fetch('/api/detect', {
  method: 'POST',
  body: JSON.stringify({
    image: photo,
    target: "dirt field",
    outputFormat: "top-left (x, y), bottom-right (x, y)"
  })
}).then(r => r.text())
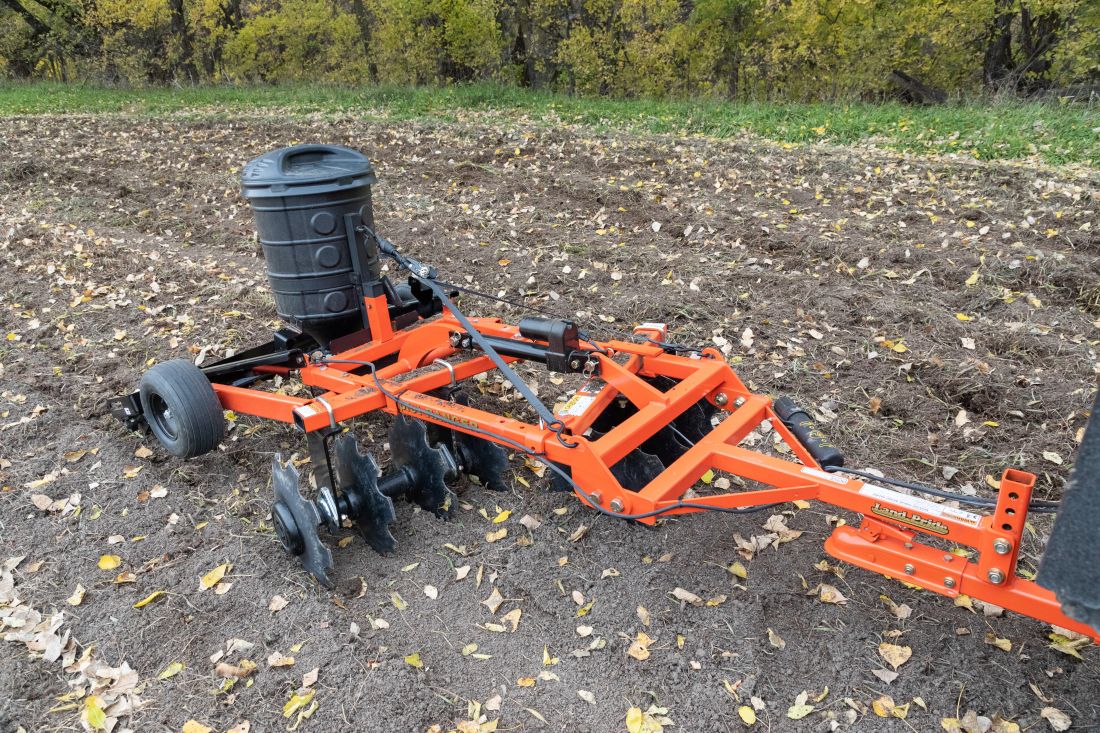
top-left (1, 113), bottom-right (1098, 733)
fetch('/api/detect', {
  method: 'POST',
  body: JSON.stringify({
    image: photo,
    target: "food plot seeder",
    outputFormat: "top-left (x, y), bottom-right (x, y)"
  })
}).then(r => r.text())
top-left (110, 144), bottom-right (1100, 640)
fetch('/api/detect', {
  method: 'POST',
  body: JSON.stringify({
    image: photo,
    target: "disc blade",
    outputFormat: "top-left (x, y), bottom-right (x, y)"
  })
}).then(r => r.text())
top-left (333, 434), bottom-right (397, 554)
top-left (451, 391), bottom-right (510, 491)
top-left (272, 454), bottom-right (335, 588)
top-left (389, 414), bottom-right (455, 517)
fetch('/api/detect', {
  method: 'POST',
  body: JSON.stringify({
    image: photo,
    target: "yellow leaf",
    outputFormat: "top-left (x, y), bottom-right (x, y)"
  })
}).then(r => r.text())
top-left (701, 469), bottom-right (715, 484)
top-left (626, 707), bottom-right (645, 733)
top-left (727, 561), bottom-right (748, 579)
top-left (517, 676), bottom-right (536, 687)
top-left (965, 270), bottom-right (980, 287)
top-left (984, 632), bottom-right (1012, 652)
top-left (955, 313), bottom-right (973, 321)
top-left (738, 706), bottom-right (757, 725)
top-left (282, 690), bottom-right (315, 718)
top-left (878, 643), bottom-right (912, 670)
top-left (83, 696), bottom-right (107, 731)
top-left (486, 528), bottom-right (508, 543)
top-left (787, 704), bottom-right (814, 720)
top-left (542, 645), bottom-right (559, 666)
top-left (200, 563), bottom-right (231, 590)
top-left (97, 554), bottom-right (121, 570)
top-left (492, 509), bottom-right (511, 524)
top-left (67, 584), bottom-right (86, 606)
top-left (133, 590), bottom-right (166, 608)
top-left (627, 632), bottom-right (653, 661)
top-left (158, 661), bottom-right (185, 680)
top-left (404, 652), bottom-right (423, 669)
top-left (182, 721), bottom-right (212, 733)
top-left (462, 643), bottom-right (478, 656)
top-left (391, 592), bottom-right (407, 610)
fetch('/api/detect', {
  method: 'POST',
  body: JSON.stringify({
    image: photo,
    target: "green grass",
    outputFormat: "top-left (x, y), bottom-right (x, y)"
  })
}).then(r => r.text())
top-left (2, 82), bottom-right (1097, 165)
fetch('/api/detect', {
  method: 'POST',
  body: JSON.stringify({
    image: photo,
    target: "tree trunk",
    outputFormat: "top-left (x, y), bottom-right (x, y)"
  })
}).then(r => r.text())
top-left (167, 0), bottom-right (198, 82)
top-left (983, 0), bottom-right (1016, 91)
top-left (889, 69), bottom-right (947, 104)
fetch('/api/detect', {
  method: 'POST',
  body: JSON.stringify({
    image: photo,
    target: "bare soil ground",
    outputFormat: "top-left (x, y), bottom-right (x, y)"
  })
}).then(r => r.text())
top-left (1, 114), bottom-right (1098, 733)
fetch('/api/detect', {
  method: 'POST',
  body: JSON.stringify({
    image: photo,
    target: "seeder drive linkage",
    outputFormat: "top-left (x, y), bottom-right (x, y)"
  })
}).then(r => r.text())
top-left (109, 144), bottom-right (1100, 641)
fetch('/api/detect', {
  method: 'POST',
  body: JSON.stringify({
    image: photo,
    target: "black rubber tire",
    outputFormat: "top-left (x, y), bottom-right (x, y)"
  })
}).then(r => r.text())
top-left (138, 359), bottom-right (225, 458)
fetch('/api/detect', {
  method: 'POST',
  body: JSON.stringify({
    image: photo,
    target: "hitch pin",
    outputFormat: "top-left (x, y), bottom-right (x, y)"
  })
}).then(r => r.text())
top-left (433, 358), bottom-right (457, 389)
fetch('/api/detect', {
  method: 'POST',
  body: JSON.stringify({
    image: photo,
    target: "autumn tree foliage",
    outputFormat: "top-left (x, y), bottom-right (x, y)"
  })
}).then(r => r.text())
top-left (0, 0), bottom-right (1096, 98)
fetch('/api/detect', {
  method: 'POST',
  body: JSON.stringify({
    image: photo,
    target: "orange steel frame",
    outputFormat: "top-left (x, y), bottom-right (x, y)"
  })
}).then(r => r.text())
top-left (215, 295), bottom-right (1098, 641)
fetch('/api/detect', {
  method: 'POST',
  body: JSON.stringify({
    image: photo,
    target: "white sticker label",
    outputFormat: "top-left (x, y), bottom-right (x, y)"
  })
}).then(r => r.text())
top-left (800, 466), bottom-right (850, 484)
top-left (557, 390), bottom-right (600, 417)
top-left (859, 483), bottom-right (982, 532)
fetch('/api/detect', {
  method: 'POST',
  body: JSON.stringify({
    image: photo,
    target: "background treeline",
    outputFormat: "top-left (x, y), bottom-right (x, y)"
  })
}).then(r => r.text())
top-left (2, 0), bottom-right (1098, 100)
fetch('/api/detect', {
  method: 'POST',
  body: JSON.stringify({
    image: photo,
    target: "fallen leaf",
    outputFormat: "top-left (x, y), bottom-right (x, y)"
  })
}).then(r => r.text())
top-left (578, 690), bottom-right (596, 704)
top-left (671, 587), bottom-right (703, 606)
top-left (83, 696), bottom-right (107, 731)
top-left (282, 690), bottom-right (315, 718)
top-left (98, 554), bottom-right (121, 570)
top-left (199, 562), bottom-right (231, 591)
top-left (404, 652), bottom-right (423, 669)
top-left (767, 628), bottom-right (785, 649)
top-left (485, 528), bottom-right (508, 543)
top-left (182, 721), bottom-right (213, 733)
top-left (872, 668), bottom-right (899, 684)
top-left (878, 643), bottom-right (912, 670)
top-left (133, 590), bottom-right (166, 608)
top-left (67, 584), bottom-right (86, 606)
top-left (816, 583), bottom-right (848, 604)
top-left (158, 661), bottom-right (185, 680)
top-left (482, 587), bottom-right (504, 613)
top-left (269, 595), bottom-right (289, 612)
top-left (1040, 707), bottom-right (1072, 732)
top-left (984, 632), bottom-right (1012, 652)
top-left (627, 631), bottom-right (654, 661)
top-left (738, 705), bottom-right (757, 725)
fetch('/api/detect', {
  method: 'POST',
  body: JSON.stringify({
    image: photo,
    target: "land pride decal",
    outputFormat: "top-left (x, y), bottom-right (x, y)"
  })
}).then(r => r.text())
top-left (868, 502), bottom-right (950, 535)
top-left (858, 483), bottom-right (983, 534)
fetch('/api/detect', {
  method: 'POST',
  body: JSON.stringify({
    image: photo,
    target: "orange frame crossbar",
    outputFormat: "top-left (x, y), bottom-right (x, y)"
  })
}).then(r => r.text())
top-left (211, 299), bottom-right (1098, 642)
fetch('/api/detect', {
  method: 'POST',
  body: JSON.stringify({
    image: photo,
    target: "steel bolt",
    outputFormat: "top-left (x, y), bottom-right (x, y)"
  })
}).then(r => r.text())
top-left (904, 563), bottom-right (915, 575)
top-left (943, 554), bottom-right (954, 562)
top-left (610, 498), bottom-right (624, 512)
top-left (944, 577), bottom-right (956, 589)
top-left (589, 492), bottom-right (602, 505)
top-left (992, 538), bottom-right (1011, 555)
top-left (714, 393), bottom-right (729, 407)
top-left (987, 568), bottom-right (1005, 585)
top-left (569, 358), bottom-right (581, 370)
top-left (904, 542), bottom-right (914, 549)
top-left (733, 397), bottom-right (746, 408)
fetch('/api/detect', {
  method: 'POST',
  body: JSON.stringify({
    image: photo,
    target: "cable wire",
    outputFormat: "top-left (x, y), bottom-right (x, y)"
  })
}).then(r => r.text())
top-left (823, 465), bottom-right (1060, 513)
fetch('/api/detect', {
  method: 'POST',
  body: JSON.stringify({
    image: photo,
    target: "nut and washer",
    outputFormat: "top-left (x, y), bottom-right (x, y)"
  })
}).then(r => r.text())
top-left (733, 397), bottom-right (746, 408)
top-left (589, 492), bottom-right (602, 505)
top-left (904, 563), bottom-right (916, 575)
top-left (992, 538), bottom-right (1011, 555)
top-left (987, 568), bottom-right (1006, 584)
top-left (944, 577), bottom-right (956, 589)
top-left (609, 498), bottom-right (624, 512)
top-left (714, 393), bottom-right (729, 407)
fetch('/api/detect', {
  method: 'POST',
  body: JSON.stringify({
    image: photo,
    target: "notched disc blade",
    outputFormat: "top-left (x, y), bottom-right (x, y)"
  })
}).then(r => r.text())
top-left (333, 434), bottom-right (397, 554)
top-left (389, 414), bottom-right (455, 517)
top-left (272, 454), bottom-right (335, 588)
top-left (642, 425), bottom-right (693, 467)
top-left (451, 391), bottom-right (510, 491)
top-left (591, 429), bottom-right (666, 492)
